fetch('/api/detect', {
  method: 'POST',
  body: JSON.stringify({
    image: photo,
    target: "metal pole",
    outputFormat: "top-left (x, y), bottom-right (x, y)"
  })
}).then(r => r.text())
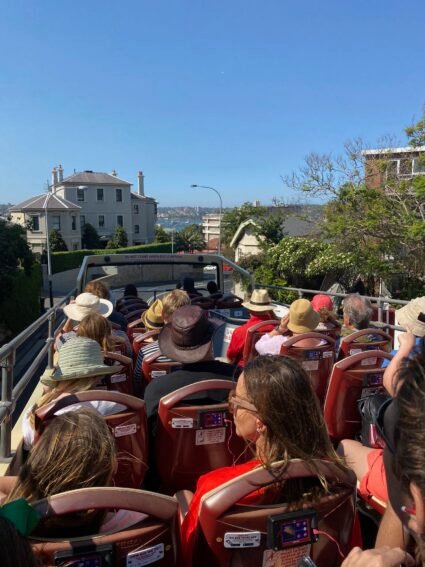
top-left (190, 185), bottom-right (223, 255)
top-left (45, 192), bottom-right (53, 307)
top-left (0, 352), bottom-right (14, 460)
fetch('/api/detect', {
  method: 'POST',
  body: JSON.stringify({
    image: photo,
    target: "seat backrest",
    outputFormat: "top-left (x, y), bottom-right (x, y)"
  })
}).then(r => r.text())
top-left (280, 333), bottom-right (336, 405)
top-left (242, 319), bottom-right (281, 364)
top-left (156, 380), bottom-right (248, 493)
top-left (127, 317), bottom-right (147, 341)
top-left (124, 308), bottom-right (147, 324)
top-left (215, 295), bottom-right (244, 309)
top-left (116, 296), bottom-right (148, 313)
top-left (35, 390), bottom-right (148, 489)
top-left (192, 459), bottom-right (356, 567)
top-left (338, 328), bottom-right (392, 360)
top-left (133, 329), bottom-right (160, 358)
top-left (31, 487), bottom-right (178, 566)
top-left (142, 350), bottom-right (182, 387)
top-left (103, 351), bottom-right (135, 396)
top-left (191, 296), bottom-right (216, 310)
top-left (324, 350), bottom-right (393, 442)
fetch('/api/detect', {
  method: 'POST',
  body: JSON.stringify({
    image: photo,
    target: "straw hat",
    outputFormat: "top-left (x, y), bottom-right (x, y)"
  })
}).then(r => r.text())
top-left (396, 297), bottom-right (425, 337)
top-left (242, 289), bottom-right (274, 312)
top-left (141, 299), bottom-right (164, 330)
top-left (311, 294), bottom-right (334, 312)
top-left (40, 336), bottom-right (122, 387)
top-left (287, 299), bottom-right (320, 334)
top-left (63, 293), bottom-right (113, 321)
top-left (159, 305), bottom-right (216, 363)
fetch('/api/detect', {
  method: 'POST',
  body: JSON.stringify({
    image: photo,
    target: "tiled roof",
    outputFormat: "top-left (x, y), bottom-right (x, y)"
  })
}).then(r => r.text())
top-left (9, 193), bottom-right (81, 211)
top-left (60, 171), bottom-right (131, 185)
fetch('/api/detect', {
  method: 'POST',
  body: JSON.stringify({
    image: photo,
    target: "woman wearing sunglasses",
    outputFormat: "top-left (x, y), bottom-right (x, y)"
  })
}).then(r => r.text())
top-left (180, 355), bottom-right (346, 564)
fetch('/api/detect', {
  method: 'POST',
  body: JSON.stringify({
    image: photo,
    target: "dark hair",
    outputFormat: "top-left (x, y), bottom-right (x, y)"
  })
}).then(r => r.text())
top-left (124, 284), bottom-right (138, 297)
top-left (0, 516), bottom-right (39, 567)
top-left (182, 277), bottom-right (195, 291)
top-left (207, 281), bottom-right (218, 294)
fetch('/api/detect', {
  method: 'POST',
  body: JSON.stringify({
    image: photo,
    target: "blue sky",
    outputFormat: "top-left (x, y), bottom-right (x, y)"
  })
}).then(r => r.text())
top-left (0, 0), bottom-right (424, 207)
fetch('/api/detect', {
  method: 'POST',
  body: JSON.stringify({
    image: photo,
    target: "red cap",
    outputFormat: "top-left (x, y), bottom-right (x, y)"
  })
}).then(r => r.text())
top-left (311, 294), bottom-right (333, 312)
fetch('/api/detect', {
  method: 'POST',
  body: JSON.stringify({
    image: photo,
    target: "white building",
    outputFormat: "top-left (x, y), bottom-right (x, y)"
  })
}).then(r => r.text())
top-left (201, 213), bottom-right (223, 251)
top-left (9, 166), bottom-right (157, 252)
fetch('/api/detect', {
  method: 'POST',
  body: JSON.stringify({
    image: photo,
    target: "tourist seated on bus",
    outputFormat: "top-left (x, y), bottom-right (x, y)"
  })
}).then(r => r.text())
top-left (340, 343), bottom-right (425, 567)
top-left (23, 337), bottom-right (125, 449)
top-left (76, 312), bottom-right (127, 352)
top-left (85, 280), bottom-right (129, 331)
top-left (338, 330), bottom-right (421, 505)
top-left (227, 289), bottom-right (276, 366)
top-left (180, 355), bottom-right (347, 564)
top-left (340, 293), bottom-right (374, 340)
top-left (116, 284), bottom-right (148, 312)
top-left (178, 276), bottom-right (202, 298)
top-left (1, 410), bottom-right (116, 538)
top-left (206, 280), bottom-right (222, 298)
top-left (144, 305), bottom-right (235, 423)
top-left (311, 294), bottom-right (342, 335)
top-left (134, 290), bottom-right (190, 383)
top-left (255, 298), bottom-right (324, 355)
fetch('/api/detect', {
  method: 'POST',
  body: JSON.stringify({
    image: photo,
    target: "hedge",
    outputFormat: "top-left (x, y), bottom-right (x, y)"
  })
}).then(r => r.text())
top-left (0, 263), bottom-right (42, 338)
top-left (51, 242), bottom-right (172, 274)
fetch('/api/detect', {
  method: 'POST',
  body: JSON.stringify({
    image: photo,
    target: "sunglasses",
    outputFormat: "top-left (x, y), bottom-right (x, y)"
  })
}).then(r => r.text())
top-left (228, 391), bottom-right (258, 414)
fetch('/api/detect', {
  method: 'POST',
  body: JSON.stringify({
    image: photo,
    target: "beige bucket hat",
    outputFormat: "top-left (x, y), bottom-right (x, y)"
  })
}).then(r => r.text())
top-left (242, 289), bottom-right (275, 313)
top-left (396, 297), bottom-right (425, 337)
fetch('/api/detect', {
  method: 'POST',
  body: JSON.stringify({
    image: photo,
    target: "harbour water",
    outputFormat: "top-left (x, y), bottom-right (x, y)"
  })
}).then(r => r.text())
top-left (156, 217), bottom-right (202, 232)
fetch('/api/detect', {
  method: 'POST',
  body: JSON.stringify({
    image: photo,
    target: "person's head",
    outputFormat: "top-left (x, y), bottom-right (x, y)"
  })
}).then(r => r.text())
top-left (242, 289), bottom-right (275, 318)
top-left (207, 281), bottom-right (219, 295)
top-left (124, 284), bottom-right (138, 298)
top-left (64, 292), bottom-right (113, 322)
top-left (159, 304), bottom-right (216, 363)
top-left (7, 410), bottom-right (116, 503)
top-left (161, 289), bottom-right (190, 323)
top-left (77, 313), bottom-right (113, 351)
top-left (85, 280), bottom-right (110, 300)
top-left (342, 293), bottom-right (372, 329)
top-left (287, 299), bottom-right (320, 334)
top-left (141, 299), bottom-right (164, 330)
top-left (182, 277), bottom-right (196, 292)
top-left (383, 347), bottom-right (425, 562)
top-left (230, 356), bottom-right (337, 468)
top-left (0, 515), bottom-right (39, 567)
top-left (395, 296), bottom-right (425, 337)
top-left (311, 295), bottom-right (335, 324)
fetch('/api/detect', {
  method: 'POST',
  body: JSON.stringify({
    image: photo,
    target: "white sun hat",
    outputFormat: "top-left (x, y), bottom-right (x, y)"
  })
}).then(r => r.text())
top-left (63, 292), bottom-right (113, 321)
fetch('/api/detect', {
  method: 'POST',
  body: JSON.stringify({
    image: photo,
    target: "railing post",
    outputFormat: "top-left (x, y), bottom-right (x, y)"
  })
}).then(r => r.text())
top-left (47, 311), bottom-right (56, 369)
top-left (298, 289), bottom-right (303, 298)
top-left (0, 351), bottom-right (15, 460)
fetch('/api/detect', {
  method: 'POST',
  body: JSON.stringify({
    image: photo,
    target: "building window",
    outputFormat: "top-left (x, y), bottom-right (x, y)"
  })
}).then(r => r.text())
top-left (116, 189), bottom-right (122, 202)
top-left (71, 216), bottom-right (77, 230)
top-left (73, 243), bottom-right (78, 250)
top-left (134, 224), bottom-right (140, 234)
top-left (399, 158), bottom-right (413, 176)
top-left (385, 160), bottom-right (398, 180)
top-left (97, 188), bottom-right (104, 201)
top-left (117, 215), bottom-right (123, 226)
top-left (30, 215), bottom-right (39, 231)
top-left (80, 215), bottom-right (85, 228)
top-left (99, 215), bottom-right (105, 228)
top-left (77, 188), bottom-right (85, 202)
top-left (133, 204), bottom-right (139, 214)
top-left (413, 157), bottom-right (425, 173)
top-left (52, 216), bottom-right (61, 230)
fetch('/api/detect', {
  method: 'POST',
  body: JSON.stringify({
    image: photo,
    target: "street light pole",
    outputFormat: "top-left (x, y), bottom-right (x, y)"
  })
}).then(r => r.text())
top-left (190, 184), bottom-right (222, 255)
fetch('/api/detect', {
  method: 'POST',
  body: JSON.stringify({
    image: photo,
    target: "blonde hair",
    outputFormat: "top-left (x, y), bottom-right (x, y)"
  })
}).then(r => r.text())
top-left (85, 280), bottom-right (109, 300)
top-left (7, 409), bottom-right (116, 503)
top-left (77, 313), bottom-right (114, 351)
top-left (162, 289), bottom-right (190, 321)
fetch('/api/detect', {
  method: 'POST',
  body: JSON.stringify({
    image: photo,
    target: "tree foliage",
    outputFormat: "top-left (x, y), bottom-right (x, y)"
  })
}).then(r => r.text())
top-left (175, 224), bottom-right (205, 252)
top-left (107, 225), bottom-right (128, 249)
top-left (49, 229), bottom-right (68, 252)
top-left (154, 225), bottom-right (170, 243)
top-left (0, 220), bottom-right (33, 286)
top-left (222, 203), bottom-right (268, 245)
top-left (82, 223), bottom-right (101, 249)
top-left (223, 202), bottom-right (288, 247)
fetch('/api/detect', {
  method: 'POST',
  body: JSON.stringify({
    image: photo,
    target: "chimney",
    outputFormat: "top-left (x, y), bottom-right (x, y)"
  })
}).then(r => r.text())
top-left (51, 167), bottom-right (58, 187)
top-left (57, 164), bottom-right (63, 182)
top-left (111, 169), bottom-right (117, 176)
top-left (137, 171), bottom-right (145, 196)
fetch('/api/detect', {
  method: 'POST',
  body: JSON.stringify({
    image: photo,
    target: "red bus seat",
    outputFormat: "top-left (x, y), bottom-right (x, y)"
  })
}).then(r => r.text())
top-left (103, 351), bottom-right (135, 396)
top-left (190, 296), bottom-right (216, 310)
top-left (116, 297), bottom-right (148, 313)
top-left (127, 316), bottom-right (147, 341)
top-left (35, 390), bottom-right (148, 489)
top-left (324, 350), bottom-right (393, 443)
top-left (338, 328), bottom-right (392, 360)
top-left (156, 380), bottom-right (248, 493)
top-left (133, 329), bottom-right (160, 359)
top-left (31, 487), bottom-right (178, 566)
top-left (124, 308), bottom-right (147, 324)
top-left (215, 295), bottom-right (244, 309)
top-left (142, 350), bottom-right (182, 387)
top-left (177, 459), bottom-right (356, 567)
top-left (242, 319), bottom-right (281, 364)
top-left (280, 333), bottom-right (336, 405)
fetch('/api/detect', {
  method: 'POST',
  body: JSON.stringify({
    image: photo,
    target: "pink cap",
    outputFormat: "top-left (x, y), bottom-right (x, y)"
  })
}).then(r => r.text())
top-left (311, 294), bottom-right (333, 312)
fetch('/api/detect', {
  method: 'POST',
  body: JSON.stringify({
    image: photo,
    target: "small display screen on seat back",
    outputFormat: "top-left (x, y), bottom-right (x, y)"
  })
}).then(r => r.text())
top-left (199, 410), bottom-right (225, 429)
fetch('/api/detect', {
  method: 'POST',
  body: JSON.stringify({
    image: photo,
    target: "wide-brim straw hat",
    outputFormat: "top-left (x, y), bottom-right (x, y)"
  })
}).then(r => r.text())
top-left (40, 336), bottom-right (123, 387)
top-left (63, 292), bottom-right (113, 321)
top-left (141, 299), bottom-right (164, 330)
top-left (287, 299), bottom-right (320, 334)
top-left (396, 297), bottom-right (425, 337)
top-left (242, 289), bottom-right (275, 312)
top-left (159, 304), bottom-right (216, 364)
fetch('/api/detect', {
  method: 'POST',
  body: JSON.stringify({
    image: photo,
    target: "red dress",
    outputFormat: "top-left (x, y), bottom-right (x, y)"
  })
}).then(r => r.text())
top-left (181, 460), bottom-right (261, 563)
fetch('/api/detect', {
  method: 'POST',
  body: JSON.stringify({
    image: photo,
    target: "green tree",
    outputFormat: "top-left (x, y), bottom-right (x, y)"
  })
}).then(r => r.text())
top-left (221, 202), bottom-right (268, 245)
top-left (107, 225), bottom-right (128, 249)
top-left (49, 229), bottom-right (68, 252)
top-left (175, 224), bottom-right (206, 252)
top-left (82, 222), bottom-right (101, 249)
top-left (154, 225), bottom-right (170, 243)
